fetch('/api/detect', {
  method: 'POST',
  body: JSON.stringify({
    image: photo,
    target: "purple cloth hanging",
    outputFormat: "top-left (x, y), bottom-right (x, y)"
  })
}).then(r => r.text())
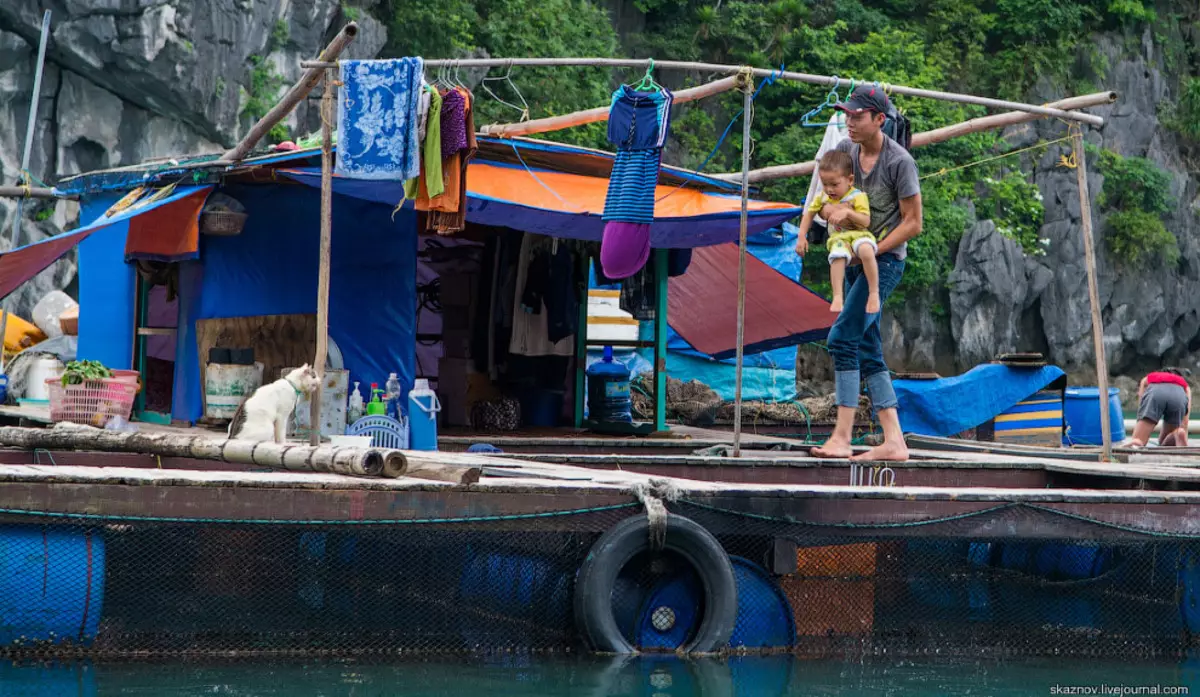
top-left (600, 221), bottom-right (651, 280)
top-left (440, 89), bottom-right (468, 157)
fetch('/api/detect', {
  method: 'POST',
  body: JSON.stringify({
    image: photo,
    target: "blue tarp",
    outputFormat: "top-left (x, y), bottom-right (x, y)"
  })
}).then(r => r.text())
top-left (894, 364), bottom-right (1067, 437)
top-left (74, 186), bottom-right (215, 372)
top-left (588, 223), bottom-right (805, 403)
top-left (173, 184), bottom-right (417, 422)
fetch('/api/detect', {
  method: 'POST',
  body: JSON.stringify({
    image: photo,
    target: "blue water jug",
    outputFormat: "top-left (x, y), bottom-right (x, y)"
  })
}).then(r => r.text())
top-left (407, 378), bottom-right (440, 451)
top-left (587, 346), bottom-right (632, 423)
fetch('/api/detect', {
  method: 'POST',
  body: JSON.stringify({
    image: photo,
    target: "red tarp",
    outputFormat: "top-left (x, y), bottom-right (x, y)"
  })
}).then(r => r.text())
top-left (668, 243), bottom-right (833, 360)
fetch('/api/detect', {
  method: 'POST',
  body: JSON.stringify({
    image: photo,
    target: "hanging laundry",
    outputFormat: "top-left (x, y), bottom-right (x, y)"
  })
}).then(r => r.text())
top-left (510, 234), bottom-right (575, 357)
top-left (417, 82), bottom-right (432, 140)
top-left (428, 87), bottom-right (478, 235)
top-left (600, 84), bottom-right (673, 279)
top-left (404, 86), bottom-right (445, 202)
top-left (336, 58), bottom-right (425, 181)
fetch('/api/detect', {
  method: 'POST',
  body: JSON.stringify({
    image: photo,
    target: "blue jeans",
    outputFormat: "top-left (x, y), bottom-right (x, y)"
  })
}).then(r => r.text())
top-left (828, 254), bottom-right (906, 410)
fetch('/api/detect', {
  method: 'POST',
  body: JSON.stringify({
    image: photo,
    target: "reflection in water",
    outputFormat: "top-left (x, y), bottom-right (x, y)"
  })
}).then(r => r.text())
top-left (4, 653), bottom-right (1200, 696)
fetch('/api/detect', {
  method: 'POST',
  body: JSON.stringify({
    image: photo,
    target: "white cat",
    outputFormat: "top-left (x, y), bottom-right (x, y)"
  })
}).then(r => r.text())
top-left (228, 364), bottom-right (321, 443)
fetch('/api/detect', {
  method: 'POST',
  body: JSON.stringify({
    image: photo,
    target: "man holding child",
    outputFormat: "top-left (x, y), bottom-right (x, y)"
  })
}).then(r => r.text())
top-left (796, 85), bottom-right (924, 462)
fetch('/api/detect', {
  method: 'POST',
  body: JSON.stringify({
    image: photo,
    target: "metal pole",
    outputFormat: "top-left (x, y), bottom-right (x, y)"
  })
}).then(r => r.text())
top-left (12, 10), bottom-right (52, 249)
top-left (300, 57), bottom-right (1104, 126)
top-left (1072, 130), bottom-right (1112, 462)
top-left (732, 80), bottom-right (753, 458)
top-left (311, 69), bottom-right (334, 446)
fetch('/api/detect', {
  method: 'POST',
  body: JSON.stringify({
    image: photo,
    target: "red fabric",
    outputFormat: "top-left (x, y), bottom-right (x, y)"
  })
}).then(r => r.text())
top-left (123, 189), bottom-right (209, 262)
top-left (1147, 372), bottom-right (1189, 389)
top-left (668, 243), bottom-right (833, 359)
top-left (0, 229), bottom-right (95, 301)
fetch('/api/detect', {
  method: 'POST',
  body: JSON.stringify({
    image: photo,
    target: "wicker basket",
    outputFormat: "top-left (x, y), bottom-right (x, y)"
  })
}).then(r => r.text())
top-left (199, 211), bottom-right (247, 236)
top-left (47, 377), bottom-right (138, 427)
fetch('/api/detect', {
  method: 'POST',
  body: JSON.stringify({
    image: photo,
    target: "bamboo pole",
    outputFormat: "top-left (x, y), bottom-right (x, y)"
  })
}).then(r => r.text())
top-left (0, 423), bottom-right (404, 478)
top-left (1073, 131), bottom-right (1112, 462)
top-left (732, 81), bottom-right (753, 459)
top-left (11, 10), bottom-right (52, 249)
top-left (300, 57), bottom-right (1104, 126)
top-left (219, 22), bottom-right (358, 163)
top-left (311, 69), bottom-right (334, 446)
top-left (716, 91), bottom-right (1118, 183)
top-left (480, 76), bottom-right (740, 138)
top-left (0, 186), bottom-right (64, 200)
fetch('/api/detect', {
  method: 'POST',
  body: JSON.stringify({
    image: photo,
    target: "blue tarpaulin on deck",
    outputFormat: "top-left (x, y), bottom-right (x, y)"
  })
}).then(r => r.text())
top-left (894, 364), bottom-right (1066, 437)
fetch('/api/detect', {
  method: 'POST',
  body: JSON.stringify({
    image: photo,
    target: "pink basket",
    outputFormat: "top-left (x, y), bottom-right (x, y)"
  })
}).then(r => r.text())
top-left (46, 377), bottom-right (138, 426)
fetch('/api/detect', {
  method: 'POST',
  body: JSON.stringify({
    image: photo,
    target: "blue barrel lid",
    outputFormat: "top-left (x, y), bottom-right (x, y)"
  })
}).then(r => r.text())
top-left (1064, 387), bottom-right (1121, 398)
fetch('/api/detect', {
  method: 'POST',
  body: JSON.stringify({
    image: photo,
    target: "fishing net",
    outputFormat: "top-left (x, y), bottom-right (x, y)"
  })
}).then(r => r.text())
top-left (0, 499), bottom-right (1197, 659)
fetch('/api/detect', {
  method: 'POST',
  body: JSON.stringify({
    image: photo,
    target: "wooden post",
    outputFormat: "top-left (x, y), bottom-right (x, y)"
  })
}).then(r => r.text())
top-left (714, 91), bottom-right (1118, 183)
top-left (732, 80), bottom-right (753, 458)
top-left (311, 69), bottom-right (335, 446)
top-left (574, 254), bottom-right (589, 429)
top-left (301, 57), bottom-right (1105, 126)
top-left (219, 23), bottom-right (358, 163)
top-left (1073, 130), bottom-right (1112, 462)
top-left (0, 186), bottom-right (66, 200)
top-left (480, 76), bottom-right (741, 138)
top-left (653, 248), bottom-right (668, 433)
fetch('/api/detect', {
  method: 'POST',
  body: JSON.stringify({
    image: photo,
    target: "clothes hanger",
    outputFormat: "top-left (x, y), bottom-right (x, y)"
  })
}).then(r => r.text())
top-left (630, 58), bottom-right (662, 93)
top-left (481, 60), bottom-right (531, 121)
top-left (800, 76), bottom-right (847, 128)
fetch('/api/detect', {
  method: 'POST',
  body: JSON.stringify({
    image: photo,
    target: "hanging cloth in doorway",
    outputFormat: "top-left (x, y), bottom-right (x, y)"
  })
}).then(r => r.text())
top-left (600, 85), bottom-right (673, 280)
top-left (336, 58), bottom-right (424, 181)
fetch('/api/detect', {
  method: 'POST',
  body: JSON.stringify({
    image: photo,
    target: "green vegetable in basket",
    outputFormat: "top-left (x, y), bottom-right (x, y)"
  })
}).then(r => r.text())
top-left (61, 360), bottom-right (113, 386)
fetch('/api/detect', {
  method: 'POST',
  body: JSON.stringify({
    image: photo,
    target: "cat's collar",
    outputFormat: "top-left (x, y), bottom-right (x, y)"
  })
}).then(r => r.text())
top-left (284, 378), bottom-right (304, 396)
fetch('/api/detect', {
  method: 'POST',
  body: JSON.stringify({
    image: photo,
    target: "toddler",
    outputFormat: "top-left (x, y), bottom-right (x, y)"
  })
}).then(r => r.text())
top-left (795, 150), bottom-right (878, 313)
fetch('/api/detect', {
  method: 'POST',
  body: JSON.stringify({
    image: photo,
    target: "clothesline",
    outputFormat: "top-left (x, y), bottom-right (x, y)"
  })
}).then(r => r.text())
top-left (300, 57), bottom-right (1105, 127)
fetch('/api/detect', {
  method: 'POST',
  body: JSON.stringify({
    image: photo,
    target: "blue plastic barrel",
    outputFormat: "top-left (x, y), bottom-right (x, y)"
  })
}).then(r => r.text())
top-left (0, 662), bottom-right (97, 697)
top-left (0, 526), bottom-right (105, 647)
top-left (1063, 387), bottom-right (1124, 445)
top-left (586, 346), bottom-right (632, 423)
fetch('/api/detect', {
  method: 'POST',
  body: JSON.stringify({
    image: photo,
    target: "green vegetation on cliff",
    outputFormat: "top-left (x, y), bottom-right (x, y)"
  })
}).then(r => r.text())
top-left (375, 0), bottom-right (1196, 297)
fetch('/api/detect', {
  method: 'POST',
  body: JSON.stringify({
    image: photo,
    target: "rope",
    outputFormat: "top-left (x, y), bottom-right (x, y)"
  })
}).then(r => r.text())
top-left (0, 502), bottom-right (641, 526)
top-left (630, 477), bottom-right (681, 550)
top-left (919, 135), bottom-right (1074, 181)
top-left (507, 140), bottom-right (585, 212)
top-left (655, 64), bottom-right (782, 203)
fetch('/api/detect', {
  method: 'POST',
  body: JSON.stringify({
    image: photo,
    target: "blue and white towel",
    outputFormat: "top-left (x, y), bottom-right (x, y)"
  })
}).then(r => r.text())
top-left (336, 58), bottom-right (425, 181)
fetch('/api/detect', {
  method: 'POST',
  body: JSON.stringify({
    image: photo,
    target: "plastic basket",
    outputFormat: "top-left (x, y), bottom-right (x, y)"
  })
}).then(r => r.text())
top-left (46, 377), bottom-right (138, 426)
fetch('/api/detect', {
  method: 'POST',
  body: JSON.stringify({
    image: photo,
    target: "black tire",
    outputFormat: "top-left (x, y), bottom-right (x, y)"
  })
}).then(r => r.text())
top-left (574, 513), bottom-right (738, 654)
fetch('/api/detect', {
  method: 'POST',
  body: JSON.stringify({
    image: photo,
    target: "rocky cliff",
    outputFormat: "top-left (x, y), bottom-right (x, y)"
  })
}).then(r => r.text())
top-left (882, 30), bottom-right (1199, 391)
top-left (0, 0), bottom-right (387, 315)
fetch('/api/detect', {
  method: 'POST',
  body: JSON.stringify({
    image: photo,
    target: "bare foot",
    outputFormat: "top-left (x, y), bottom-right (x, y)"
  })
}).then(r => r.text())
top-left (811, 437), bottom-right (853, 459)
top-left (866, 293), bottom-right (881, 314)
top-left (850, 439), bottom-right (910, 462)
top-left (829, 296), bottom-right (844, 313)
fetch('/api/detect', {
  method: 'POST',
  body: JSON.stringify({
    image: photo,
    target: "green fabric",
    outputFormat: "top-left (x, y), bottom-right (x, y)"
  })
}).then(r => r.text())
top-left (404, 87), bottom-right (444, 200)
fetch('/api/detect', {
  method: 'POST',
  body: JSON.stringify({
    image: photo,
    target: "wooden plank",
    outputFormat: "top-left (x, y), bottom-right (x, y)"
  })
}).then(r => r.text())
top-left (195, 314), bottom-right (316, 412)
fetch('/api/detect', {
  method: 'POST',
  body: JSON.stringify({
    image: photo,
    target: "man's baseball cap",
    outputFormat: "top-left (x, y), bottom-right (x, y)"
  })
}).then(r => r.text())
top-left (835, 84), bottom-right (891, 115)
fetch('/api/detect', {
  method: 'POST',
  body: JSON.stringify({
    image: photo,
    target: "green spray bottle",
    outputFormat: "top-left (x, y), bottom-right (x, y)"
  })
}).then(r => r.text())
top-left (366, 382), bottom-right (387, 416)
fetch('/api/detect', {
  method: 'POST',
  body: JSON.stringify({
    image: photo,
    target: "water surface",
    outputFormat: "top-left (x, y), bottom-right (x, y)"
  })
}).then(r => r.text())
top-left (7, 655), bottom-right (1200, 696)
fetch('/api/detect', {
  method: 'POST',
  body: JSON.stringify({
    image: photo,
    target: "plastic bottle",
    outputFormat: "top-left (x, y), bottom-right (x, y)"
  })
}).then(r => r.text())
top-left (366, 383), bottom-right (387, 416)
top-left (407, 378), bottom-right (441, 451)
top-left (347, 382), bottom-right (365, 425)
top-left (385, 373), bottom-right (402, 420)
top-left (586, 346), bottom-right (632, 423)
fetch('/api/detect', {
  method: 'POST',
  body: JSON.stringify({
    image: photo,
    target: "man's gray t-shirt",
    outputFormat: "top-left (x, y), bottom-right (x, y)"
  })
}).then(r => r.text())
top-left (834, 137), bottom-right (920, 260)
